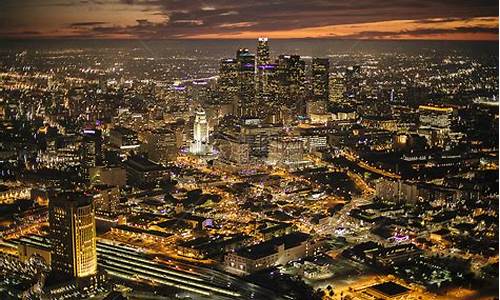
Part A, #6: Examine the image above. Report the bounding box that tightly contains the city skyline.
[0,2,498,299]
[0,0,498,40]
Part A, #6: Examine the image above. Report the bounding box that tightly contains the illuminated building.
[240,120,283,159]
[418,105,456,147]
[91,185,120,213]
[109,126,140,151]
[329,74,345,103]
[144,128,178,163]
[236,48,256,116]
[189,107,211,155]
[81,128,102,168]
[267,137,307,169]
[256,37,270,71]
[255,38,273,100]
[306,100,327,116]
[312,58,329,102]
[49,191,97,278]
[256,63,277,100]
[418,105,454,132]
[218,58,239,104]
[215,131,251,166]
[224,232,316,275]
[276,55,305,112]
[123,156,169,185]
[89,166,127,187]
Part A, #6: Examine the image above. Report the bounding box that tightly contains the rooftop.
[124,156,167,172]
[368,281,410,297]
[236,232,310,260]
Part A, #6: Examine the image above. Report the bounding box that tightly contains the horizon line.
[0,37,498,42]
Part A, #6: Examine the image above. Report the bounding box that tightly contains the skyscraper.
[276,55,306,112]
[255,38,277,105]
[312,58,330,102]
[329,74,345,103]
[190,107,210,155]
[49,191,97,278]
[256,37,270,72]
[81,128,103,168]
[218,58,239,103]
[236,48,256,116]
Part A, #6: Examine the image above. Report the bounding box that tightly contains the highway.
[340,149,401,179]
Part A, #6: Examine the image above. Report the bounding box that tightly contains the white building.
[190,108,211,155]
[224,232,319,275]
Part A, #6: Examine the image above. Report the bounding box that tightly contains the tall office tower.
[256,37,270,70]
[276,55,306,112]
[312,58,330,102]
[190,108,210,155]
[329,74,345,104]
[256,63,279,114]
[236,48,256,116]
[218,58,239,103]
[49,191,97,278]
[81,128,102,168]
[144,128,178,163]
[255,37,277,110]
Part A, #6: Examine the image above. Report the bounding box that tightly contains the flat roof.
[125,156,167,172]
[236,232,310,260]
[111,126,137,135]
[114,225,173,239]
[369,281,410,297]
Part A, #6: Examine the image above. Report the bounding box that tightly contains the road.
[341,149,401,179]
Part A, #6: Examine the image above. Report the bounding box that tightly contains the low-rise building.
[123,156,169,185]
[224,232,317,275]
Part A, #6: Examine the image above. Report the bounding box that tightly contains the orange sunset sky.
[0,0,498,40]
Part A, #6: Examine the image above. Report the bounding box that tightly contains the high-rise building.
[255,38,271,98]
[81,128,102,168]
[329,74,345,103]
[418,105,456,147]
[218,58,239,103]
[418,105,455,132]
[276,55,305,111]
[236,48,256,116]
[144,128,178,163]
[190,108,210,155]
[256,37,270,70]
[312,58,330,102]
[49,191,97,278]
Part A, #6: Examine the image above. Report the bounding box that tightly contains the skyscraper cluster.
[217,38,330,121]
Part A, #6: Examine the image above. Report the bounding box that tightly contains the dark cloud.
[108,0,499,38]
[338,25,499,39]
[0,0,498,38]
[70,21,109,27]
